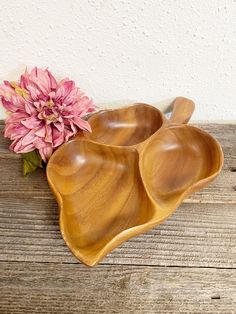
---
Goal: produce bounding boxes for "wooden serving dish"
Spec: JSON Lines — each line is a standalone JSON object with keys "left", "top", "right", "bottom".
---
{"left": 46, "top": 97, "right": 223, "bottom": 266}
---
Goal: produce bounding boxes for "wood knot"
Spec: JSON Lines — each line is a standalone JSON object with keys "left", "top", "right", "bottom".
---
{"left": 211, "top": 294, "right": 221, "bottom": 300}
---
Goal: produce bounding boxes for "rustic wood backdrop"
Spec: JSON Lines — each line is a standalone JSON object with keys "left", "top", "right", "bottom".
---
{"left": 0, "top": 122, "right": 235, "bottom": 313}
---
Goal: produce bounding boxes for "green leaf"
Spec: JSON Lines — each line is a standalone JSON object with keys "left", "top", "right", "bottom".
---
{"left": 21, "top": 150, "right": 43, "bottom": 176}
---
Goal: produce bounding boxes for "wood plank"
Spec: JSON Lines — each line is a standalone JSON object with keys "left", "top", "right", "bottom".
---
{"left": 0, "top": 155, "right": 235, "bottom": 203}
{"left": 0, "top": 124, "right": 235, "bottom": 204}
{"left": 0, "top": 124, "right": 235, "bottom": 268}
{"left": 0, "top": 198, "right": 235, "bottom": 268}
{"left": 0, "top": 261, "right": 235, "bottom": 314}
{"left": 194, "top": 123, "right": 236, "bottom": 149}
{"left": 1, "top": 123, "right": 235, "bottom": 152}
{"left": 0, "top": 123, "right": 235, "bottom": 153}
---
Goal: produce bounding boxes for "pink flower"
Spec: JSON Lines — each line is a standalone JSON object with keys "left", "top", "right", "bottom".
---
{"left": 0, "top": 67, "right": 95, "bottom": 161}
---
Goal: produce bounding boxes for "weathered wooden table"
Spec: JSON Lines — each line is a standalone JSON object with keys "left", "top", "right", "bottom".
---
{"left": 0, "top": 122, "right": 235, "bottom": 314}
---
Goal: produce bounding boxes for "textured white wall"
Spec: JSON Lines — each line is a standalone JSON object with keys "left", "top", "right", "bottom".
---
{"left": 0, "top": 0, "right": 236, "bottom": 121}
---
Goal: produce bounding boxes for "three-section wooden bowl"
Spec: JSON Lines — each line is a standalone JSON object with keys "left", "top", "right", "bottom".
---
{"left": 47, "top": 97, "right": 224, "bottom": 266}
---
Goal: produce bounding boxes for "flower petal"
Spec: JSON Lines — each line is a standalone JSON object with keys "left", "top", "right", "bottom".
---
{"left": 33, "top": 137, "right": 46, "bottom": 149}
{"left": 29, "top": 67, "right": 52, "bottom": 95}
{"left": 0, "top": 82, "right": 17, "bottom": 99}
{"left": 46, "top": 70, "right": 57, "bottom": 90}
{"left": 5, "top": 124, "right": 28, "bottom": 141}
{"left": 52, "top": 127, "right": 65, "bottom": 148}
{"left": 55, "top": 79, "right": 75, "bottom": 101}
{"left": 10, "top": 137, "right": 35, "bottom": 153}
{"left": 21, "top": 129, "right": 37, "bottom": 146}
{"left": 64, "top": 128, "right": 74, "bottom": 141}
{"left": 26, "top": 85, "right": 40, "bottom": 101}
{"left": 45, "top": 124, "right": 52, "bottom": 143}
{"left": 5, "top": 112, "right": 29, "bottom": 126}
{"left": 39, "top": 145, "right": 53, "bottom": 162}
{"left": 35, "top": 125, "right": 46, "bottom": 137}
{"left": 53, "top": 121, "right": 64, "bottom": 132}
{"left": 1, "top": 97, "right": 16, "bottom": 112}
{"left": 72, "top": 116, "right": 91, "bottom": 132}
{"left": 24, "top": 101, "right": 37, "bottom": 115}
{"left": 21, "top": 116, "right": 42, "bottom": 129}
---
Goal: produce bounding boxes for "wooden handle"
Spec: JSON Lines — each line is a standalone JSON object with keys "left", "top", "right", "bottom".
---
{"left": 170, "top": 97, "right": 195, "bottom": 124}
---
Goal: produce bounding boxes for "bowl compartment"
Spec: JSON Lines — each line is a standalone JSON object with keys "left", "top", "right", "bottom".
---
{"left": 83, "top": 104, "right": 164, "bottom": 146}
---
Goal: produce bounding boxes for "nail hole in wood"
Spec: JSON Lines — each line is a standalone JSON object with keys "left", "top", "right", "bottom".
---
{"left": 230, "top": 167, "right": 236, "bottom": 172}
{"left": 233, "top": 186, "right": 236, "bottom": 191}
{"left": 211, "top": 294, "right": 221, "bottom": 300}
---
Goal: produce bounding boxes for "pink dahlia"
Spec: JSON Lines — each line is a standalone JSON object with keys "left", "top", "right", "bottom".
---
{"left": 0, "top": 67, "right": 95, "bottom": 162}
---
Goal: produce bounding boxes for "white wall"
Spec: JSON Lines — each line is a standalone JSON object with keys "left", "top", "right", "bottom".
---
{"left": 0, "top": 0, "right": 236, "bottom": 121}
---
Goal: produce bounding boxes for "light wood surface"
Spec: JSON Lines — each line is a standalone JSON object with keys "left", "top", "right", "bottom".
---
{"left": 1, "top": 262, "right": 235, "bottom": 314}
{"left": 47, "top": 98, "right": 223, "bottom": 266}
{"left": 0, "top": 121, "right": 235, "bottom": 313}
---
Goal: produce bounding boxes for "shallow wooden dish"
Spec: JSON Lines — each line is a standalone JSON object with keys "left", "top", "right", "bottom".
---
{"left": 47, "top": 97, "right": 224, "bottom": 266}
